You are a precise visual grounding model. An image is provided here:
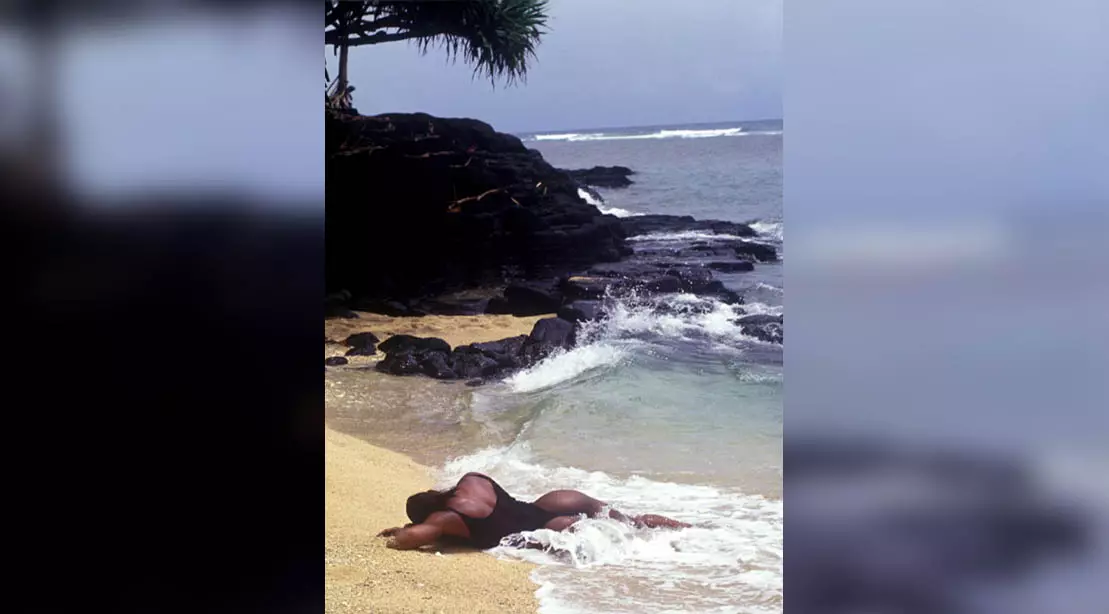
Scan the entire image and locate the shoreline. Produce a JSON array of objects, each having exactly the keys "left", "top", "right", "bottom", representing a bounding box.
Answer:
[{"left": 325, "top": 427, "right": 539, "bottom": 614}]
